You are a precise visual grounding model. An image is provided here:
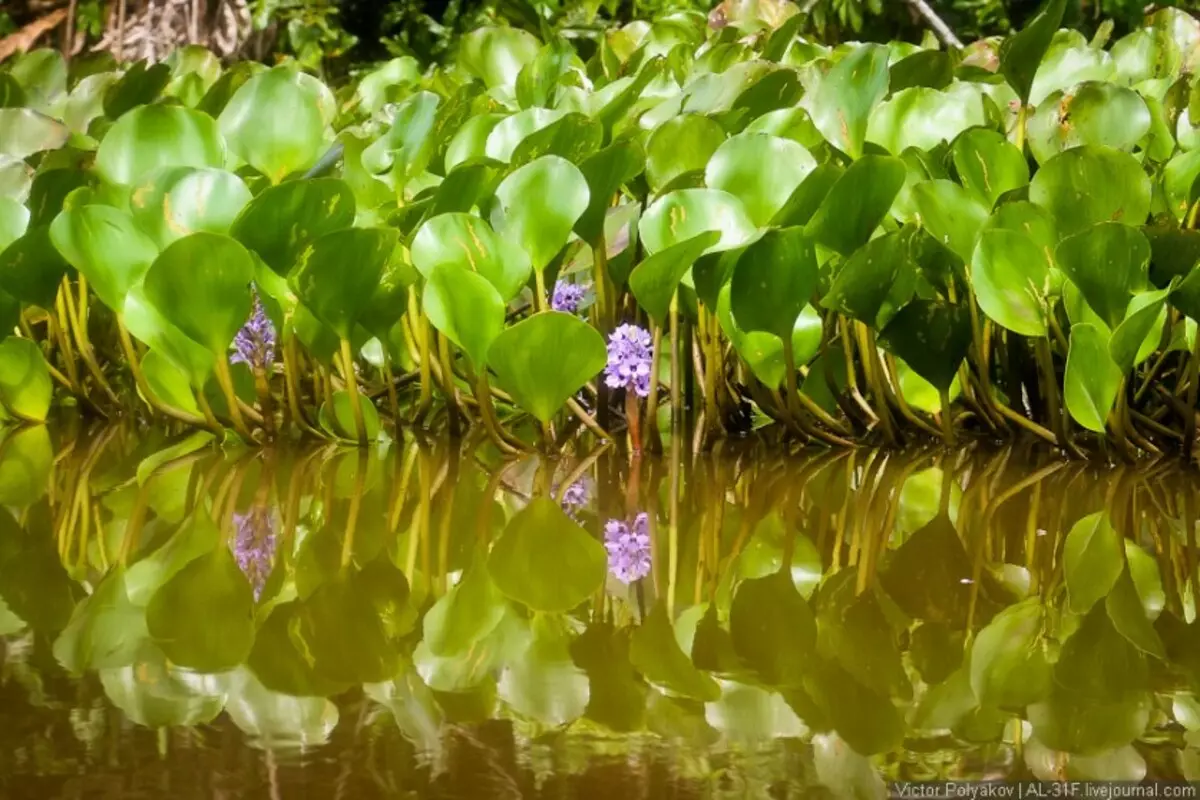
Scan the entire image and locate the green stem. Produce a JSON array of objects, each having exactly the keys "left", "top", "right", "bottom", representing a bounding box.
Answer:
[
  {"left": 213, "top": 356, "right": 252, "bottom": 440},
  {"left": 381, "top": 354, "right": 400, "bottom": 422},
  {"left": 668, "top": 291, "right": 681, "bottom": 431},
  {"left": 856, "top": 322, "right": 896, "bottom": 444},
  {"left": 1186, "top": 330, "right": 1200, "bottom": 460},
  {"left": 62, "top": 276, "right": 119, "bottom": 406},
  {"left": 437, "top": 333, "right": 461, "bottom": 438},
  {"left": 339, "top": 337, "right": 367, "bottom": 445},
  {"left": 410, "top": 292, "right": 433, "bottom": 422},
  {"left": 939, "top": 388, "right": 956, "bottom": 446},
  {"left": 645, "top": 321, "right": 664, "bottom": 452},
  {"left": 1014, "top": 103, "right": 1028, "bottom": 152},
  {"left": 1034, "top": 336, "right": 1065, "bottom": 444},
  {"left": 534, "top": 270, "right": 548, "bottom": 313},
  {"left": 117, "top": 318, "right": 207, "bottom": 427},
  {"left": 475, "top": 371, "right": 521, "bottom": 455}
]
